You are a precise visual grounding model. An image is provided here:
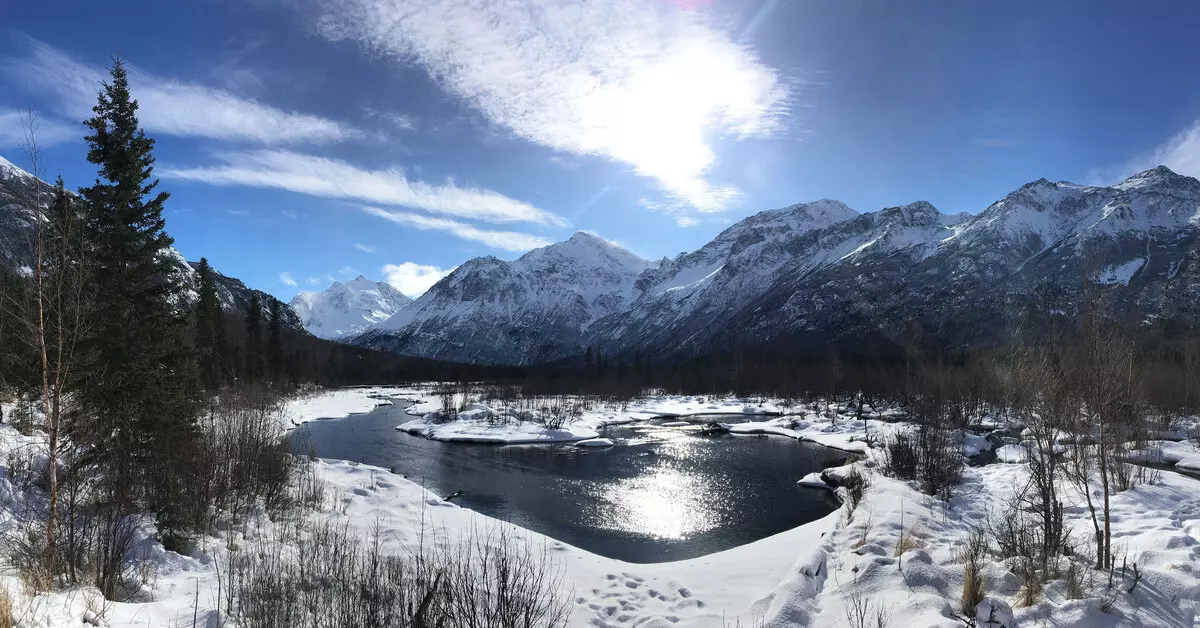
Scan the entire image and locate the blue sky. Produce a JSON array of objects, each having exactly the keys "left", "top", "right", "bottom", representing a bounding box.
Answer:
[{"left": 3, "top": 0, "right": 1200, "bottom": 300}]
